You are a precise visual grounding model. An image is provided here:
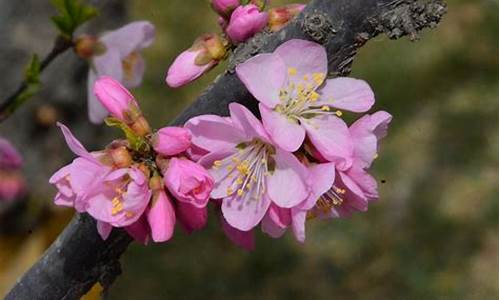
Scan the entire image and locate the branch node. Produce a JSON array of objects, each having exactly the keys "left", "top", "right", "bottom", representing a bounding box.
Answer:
[{"left": 302, "top": 10, "right": 337, "bottom": 44}]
